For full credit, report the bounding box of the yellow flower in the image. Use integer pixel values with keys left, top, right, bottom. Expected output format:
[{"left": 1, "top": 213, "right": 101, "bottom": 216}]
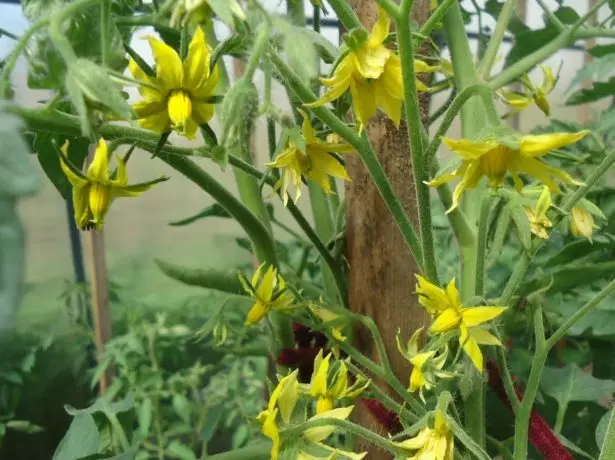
[
  {"left": 499, "top": 65, "right": 556, "bottom": 116},
  {"left": 427, "top": 130, "right": 590, "bottom": 212},
  {"left": 525, "top": 207, "right": 553, "bottom": 239},
  {"left": 59, "top": 139, "right": 167, "bottom": 231},
  {"left": 396, "top": 409, "right": 454, "bottom": 460},
  {"left": 303, "top": 406, "right": 355, "bottom": 443},
  {"left": 416, "top": 276, "right": 506, "bottom": 372},
  {"left": 267, "top": 112, "right": 354, "bottom": 205},
  {"left": 257, "top": 370, "right": 300, "bottom": 460},
  {"left": 308, "top": 350, "right": 369, "bottom": 414},
  {"left": 310, "top": 305, "right": 348, "bottom": 342},
  {"left": 305, "top": 7, "right": 437, "bottom": 132},
  {"left": 396, "top": 327, "right": 453, "bottom": 400},
  {"left": 570, "top": 206, "right": 598, "bottom": 240},
  {"left": 130, "top": 27, "right": 218, "bottom": 139},
  {"left": 239, "top": 263, "right": 294, "bottom": 325}
]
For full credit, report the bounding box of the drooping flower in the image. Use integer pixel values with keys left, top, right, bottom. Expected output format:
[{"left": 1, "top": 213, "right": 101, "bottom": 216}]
[
  {"left": 570, "top": 206, "right": 599, "bottom": 241},
  {"left": 59, "top": 139, "right": 168, "bottom": 231},
  {"left": 415, "top": 276, "right": 506, "bottom": 372},
  {"left": 499, "top": 65, "right": 556, "bottom": 117},
  {"left": 239, "top": 264, "right": 294, "bottom": 326},
  {"left": 258, "top": 370, "right": 361, "bottom": 460},
  {"left": 257, "top": 371, "right": 300, "bottom": 460},
  {"left": 396, "top": 327, "right": 453, "bottom": 400},
  {"left": 305, "top": 7, "right": 438, "bottom": 132},
  {"left": 395, "top": 409, "right": 454, "bottom": 460},
  {"left": 310, "top": 305, "right": 348, "bottom": 342},
  {"left": 307, "top": 350, "right": 369, "bottom": 413},
  {"left": 130, "top": 27, "right": 218, "bottom": 139},
  {"left": 267, "top": 112, "right": 354, "bottom": 205},
  {"left": 427, "top": 130, "right": 590, "bottom": 212}
]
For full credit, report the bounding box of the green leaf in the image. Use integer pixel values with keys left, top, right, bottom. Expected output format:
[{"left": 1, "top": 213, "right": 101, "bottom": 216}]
[
  {"left": 284, "top": 28, "right": 318, "bottom": 81},
  {"left": 596, "top": 409, "right": 613, "bottom": 450},
  {"left": 6, "top": 420, "right": 44, "bottom": 434},
  {"left": 65, "top": 72, "right": 91, "bottom": 138},
  {"left": 544, "top": 236, "right": 613, "bottom": 268},
  {"left": 589, "top": 44, "right": 615, "bottom": 58},
  {"left": 155, "top": 259, "right": 245, "bottom": 294},
  {"left": 138, "top": 398, "right": 152, "bottom": 439},
  {"left": 65, "top": 393, "right": 135, "bottom": 417},
  {"left": 165, "top": 441, "right": 197, "bottom": 460},
  {"left": 540, "top": 364, "right": 615, "bottom": 408},
  {"left": 172, "top": 394, "right": 191, "bottom": 424},
  {"left": 52, "top": 413, "right": 99, "bottom": 460},
  {"left": 521, "top": 261, "right": 615, "bottom": 297},
  {"left": 567, "top": 77, "right": 615, "bottom": 106},
  {"left": 200, "top": 405, "right": 224, "bottom": 444},
  {"left": 169, "top": 203, "right": 232, "bottom": 226},
  {"left": 568, "top": 54, "right": 615, "bottom": 91}
]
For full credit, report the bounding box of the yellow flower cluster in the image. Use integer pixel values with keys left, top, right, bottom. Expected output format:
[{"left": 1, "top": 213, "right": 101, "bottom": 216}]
[
  {"left": 258, "top": 352, "right": 368, "bottom": 460},
  {"left": 239, "top": 263, "right": 294, "bottom": 326}
]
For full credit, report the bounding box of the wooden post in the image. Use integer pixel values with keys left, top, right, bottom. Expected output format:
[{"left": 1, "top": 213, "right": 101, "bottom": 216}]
[
  {"left": 85, "top": 147, "right": 113, "bottom": 395},
  {"left": 345, "top": 1, "right": 431, "bottom": 457}
]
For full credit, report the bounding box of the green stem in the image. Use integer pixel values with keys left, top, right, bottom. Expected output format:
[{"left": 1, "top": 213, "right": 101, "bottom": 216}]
[
  {"left": 396, "top": 0, "right": 438, "bottom": 284},
  {"left": 375, "top": 0, "right": 400, "bottom": 19},
  {"left": 207, "top": 442, "right": 271, "bottom": 460},
  {"left": 475, "top": 193, "right": 493, "bottom": 297},
  {"left": 243, "top": 23, "right": 269, "bottom": 81},
  {"left": 204, "top": 20, "right": 230, "bottom": 90},
  {"left": 477, "top": 0, "right": 516, "bottom": 80},
  {"left": 324, "top": 0, "right": 361, "bottom": 30},
  {"left": 599, "top": 409, "right": 615, "bottom": 460},
  {"left": 100, "top": 0, "right": 111, "bottom": 66},
  {"left": 446, "top": 415, "right": 492, "bottom": 460},
  {"left": 270, "top": 51, "right": 425, "bottom": 271},
  {"left": 418, "top": 0, "right": 457, "bottom": 42},
  {"left": 499, "top": 251, "right": 531, "bottom": 306},
  {"left": 513, "top": 305, "right": 546, "bottom": 460}
]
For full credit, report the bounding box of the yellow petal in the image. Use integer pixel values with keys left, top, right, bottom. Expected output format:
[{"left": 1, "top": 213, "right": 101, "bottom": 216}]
[
  {"left": 183, "top": 27, "right": 210, "bottom": 89},
  {"left": 373, "top": 77, "right": 402, "bottom": 127},
  {"left": 499, "top": 90, "right": 532, "bottom": 109},
  {"left": 415, "top": 275, "right": 452, "bottom": 315},
  {"left": 414, "top": 59, "right": 440, "bottom": 73},
  {"left": 72, "top": 185, "right": 91, "bottom": 230},
  {"left": 245, "top": 301, "right": 269, "bottom": 325},
  {"left": 409, "top": 367, "right": 426, "bottom": 393},
  {"left": 59, "top": 141, "right": 88, "bottom": 188},
  {"left": 519, "top": 131, "right": 590, "bottom": 158},
  {"left": 311, "top": 353, "right": 332, "bottom": 398},
  {"left": 88, "top": 183, "right": 113, "bottom": 229},
  {"left": 193, "top": 63, "right": 219, "bottom": 100},
  {"left": 540, "top": 65, "right": 556, "bottom": 94},
  {"left": 460, "top": 326, "right": 483, "bottom": 372},
  {"left": 395, "top": 427, "right": 432, "bottom": 450},
  {"left": 192, "top": 101, "right": 215, "bottom": 125},
  {"left": 167, "top": 90, "right": 193, "bottom": 136},
  {"left": 128, "top": 59, "right": 160, "bottom": 99},
  {"left": 379, "top": 54, "right": 404, "bottom": 100},
  {"left": 330, "top": 361, "right": 349, "bottom": 398},
  {"left": 304, "top": 406, "right": 354, "bottom": 443},
  {"left": 571, "top": 206, "right": 595, "bottom": 239},
  {"left": 270, "top": 370, "right": 299, "bottom": 422},
  {"left": 430, "top": 308, "right": 462, "bottom": 334},
  {"left": 147, "top": 36, "right": 183, "bottom": 89},
  {"left": 469, "top": 328, "right": 502, "bottom": 345},
  {"left": 316, "top": 397, "right": 334, "bottom": 414},
  {"left": 308, "top": 149, "right": 351, "bottom": 181},
  {"left": 86, "top": 138, "right": 110, "bottom": 182},
  {"left": 137, "top": 110, "right": 172, "bottom": 133},
  {"left": 369, "top": 6, "right": 390, "bottom": 47},
  {"left": 259, "top": 409, "right": 280, "bottom": 460},
  {"left": 442, "top": 138, "right": 499, "bottom": 161},
  {"left": 460, "top": 306, "right": 506, "bottom": 327}
]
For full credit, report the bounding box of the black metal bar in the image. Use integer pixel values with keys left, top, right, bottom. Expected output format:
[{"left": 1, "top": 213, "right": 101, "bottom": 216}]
[{"left": 66, "top": 199, "right": 86, "bottom": 284}]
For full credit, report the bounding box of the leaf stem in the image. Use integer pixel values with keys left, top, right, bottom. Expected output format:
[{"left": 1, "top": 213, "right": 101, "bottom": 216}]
[
  {"left": 475, "top": 193, "right": 493, "bottom": 296},
  {"left": 325, "top": 0, "right": 362, "bottom": 30},
  {"left": 477, "top": 0, "right": 516, "bottom": 80},
  {"left": 418, "top": 0, "right": 457, "bottom": 42},
  {"left": 100, "top": 0, "right": 111, "bottom": 66}
]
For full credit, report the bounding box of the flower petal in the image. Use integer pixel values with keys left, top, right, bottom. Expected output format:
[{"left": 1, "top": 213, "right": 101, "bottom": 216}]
[
  {"left": 304, "top": 406, "right": 354, "bottom": 443},
  {"left": 147, "top": 36, "right": 183, "bottom": 89},
  {"left": 86, "top": 138, "right": 110, "bottom": 181},
  {"left": 183, "top": 27, "right": 210, "bottom": 89},
  {"left": 460, "top": 306, "right": 506, "bottom": 327},
  {"left": 460, "top": 326, "right": 484, "bottom": 371},
  {"left": 369, "top": 6, "right": 390, "bottom": 47},
  {"left": 469, "top": 328, "right": 502, "bottom": 345},
  {"left": 430, "top": 308, "right": 462, "bottom": 334},
  {"left": 442, "top": 138, "right": 499, "bottom": 160},
  {"left": 519, "top": 131, "right": 590, "bottom": 157}
]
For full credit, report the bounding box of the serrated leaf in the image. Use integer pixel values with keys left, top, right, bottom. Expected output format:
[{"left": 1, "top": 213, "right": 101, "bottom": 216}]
[
  {"left": 567, "top": 77, "right": 615, "bottom": 105},
  {"left": 284, "top": 28, "right": 318, "bottom": 81},
  {"left": 521, "top": 261, "right": 615, "bottom": 296},
  {"left": 52, "top": 413, "right": 99, "bottom": 460},
  {"left": 540, "top": 364, "right": 615, "bottom": 408},
  {"left": 65, "top": 393, "right": 135, "bottom": 417},
  {"left": 155, "top": 259, "right": 245, "bottom": 294},
  {"left": 545, "top": 236, "right": 612, "bottom": 267}
]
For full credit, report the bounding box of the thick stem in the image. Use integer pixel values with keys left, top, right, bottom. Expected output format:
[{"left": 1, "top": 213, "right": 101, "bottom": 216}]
[
  {"left": 418, "top": 0, "right": 456, "bottom": 42},
  {"left": 326, "top": 0, "right": 362, "bottom": 29},
  {"left": 396, "top": 1, "right": 439, "bottom": 284},
  {"left": 100, "top": 0, "right": 111, "bottom": 66}
]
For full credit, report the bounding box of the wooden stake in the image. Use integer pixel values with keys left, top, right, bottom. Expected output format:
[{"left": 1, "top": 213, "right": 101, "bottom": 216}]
[
  {"left": 579, "top": 0, "right": 597, "bottom": 124},
  {"left": 85, "top": 146, "right": 113, "bottom": 396}
]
